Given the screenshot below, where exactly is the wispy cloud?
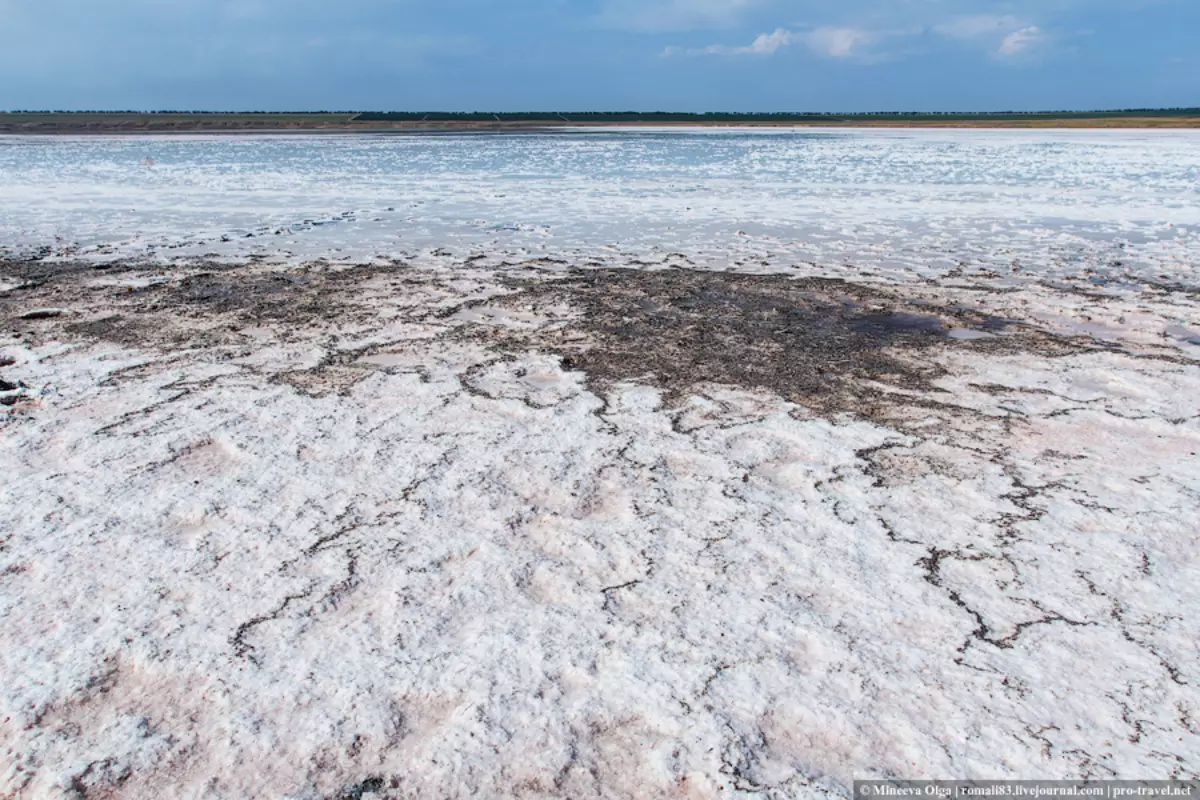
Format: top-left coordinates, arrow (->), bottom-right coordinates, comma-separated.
805,27 -> 877,59
668,27 -> 792,56
667,26 -> 880,59
931,13 -> 1050,59
997,25 -> 1045,56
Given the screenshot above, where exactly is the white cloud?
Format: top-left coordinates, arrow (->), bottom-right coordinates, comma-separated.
930,13 -> 1050,59
664,27 -> 789,56
670,25 -> 878,59
743,27 -> 794,54
998,25 -> 1044,56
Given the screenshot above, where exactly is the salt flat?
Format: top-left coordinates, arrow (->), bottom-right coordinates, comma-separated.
1,130 -> 1198,798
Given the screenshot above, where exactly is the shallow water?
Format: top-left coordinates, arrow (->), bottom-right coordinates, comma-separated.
2,128 -> 1199,283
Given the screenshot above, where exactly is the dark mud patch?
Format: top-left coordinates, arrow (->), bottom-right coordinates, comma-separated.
0,258 -> 120,286
133,264 -> 403,326
486,268 -> 1088,417
18,308 -> 67,321
156,271 -> 330,322
2,259 -> 1103,421
63,315 -> 164,349
337,776 -> 389,800
273,366 -> 372,398
0,262 -> 389,348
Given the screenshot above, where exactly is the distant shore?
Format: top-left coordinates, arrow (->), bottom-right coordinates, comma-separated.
3,111 -> 1200,134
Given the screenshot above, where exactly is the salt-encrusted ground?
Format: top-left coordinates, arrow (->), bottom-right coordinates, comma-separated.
2,251 -> 1198,798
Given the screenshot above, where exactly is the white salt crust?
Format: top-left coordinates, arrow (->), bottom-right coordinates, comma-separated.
1,129 -> 1198,798
2,257 -> 1198,798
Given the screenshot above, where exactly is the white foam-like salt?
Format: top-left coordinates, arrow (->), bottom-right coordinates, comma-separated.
2,129 -> 1199,286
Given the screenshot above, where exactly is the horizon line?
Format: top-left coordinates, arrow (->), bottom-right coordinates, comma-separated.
4,107 -> 1200,116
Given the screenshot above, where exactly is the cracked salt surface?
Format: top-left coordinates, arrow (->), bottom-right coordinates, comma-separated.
1,130 -> 1199,798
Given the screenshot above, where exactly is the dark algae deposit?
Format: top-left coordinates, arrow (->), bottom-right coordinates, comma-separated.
1,259 -> 1099,422
485,268 -> 1086,417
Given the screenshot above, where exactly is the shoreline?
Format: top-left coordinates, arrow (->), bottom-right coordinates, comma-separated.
4,115 -> 1200,134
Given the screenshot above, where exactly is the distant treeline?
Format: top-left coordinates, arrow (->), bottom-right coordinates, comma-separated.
352,109 -> 1200,122
2,110 -> 356,115
5,109 -> 1200,120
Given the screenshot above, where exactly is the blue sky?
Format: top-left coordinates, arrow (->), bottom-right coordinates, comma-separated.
1,0 -> 1197,111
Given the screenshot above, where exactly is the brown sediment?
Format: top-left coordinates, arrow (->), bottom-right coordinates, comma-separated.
0,259 -> 1106,420
477,268 -> 1093,420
